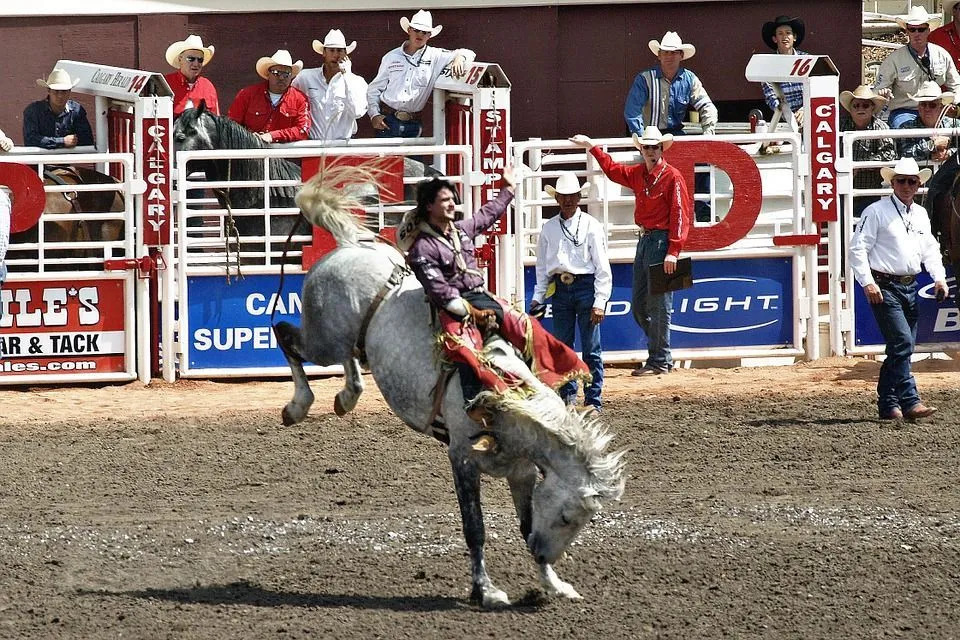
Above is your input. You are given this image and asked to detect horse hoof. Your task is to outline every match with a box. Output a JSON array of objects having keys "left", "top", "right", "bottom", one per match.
[
  {"left": 281, "top": 406, "right": 300, "bottom": 426},
  {"left": 480, "top": 589, "right": 511, "bottom": 609},
  {"left": 333, "top": 395, "right": 347, "bottom": 417}
]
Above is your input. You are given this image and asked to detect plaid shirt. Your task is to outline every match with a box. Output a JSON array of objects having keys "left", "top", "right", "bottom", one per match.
[
  {"left": 894, "top": 114, "right": 960, "bottom": 161},
  {"left": 840, "top": 113, "right": 897, "bottom": 189},
  {"left": 761, "top": 49, "right": 807, "bottom": 115}
]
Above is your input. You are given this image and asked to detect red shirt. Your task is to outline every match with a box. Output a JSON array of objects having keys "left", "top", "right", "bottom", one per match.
[
  {"left": 929, "top": 24, "right": 960, "bottom": 71},
  {"left": 590, "top": 146, "right": 691, "bottom": 258},
  {"left": 227, "top": 82, "right": 310, "bottom": 143},
  {"left": 164, "top": 72, "right": 220, "bottom": 117}
]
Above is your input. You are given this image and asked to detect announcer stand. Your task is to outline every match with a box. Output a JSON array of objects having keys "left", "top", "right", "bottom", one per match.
[{"left": 746, "top": 53, "right": 840, "bottom": 359}]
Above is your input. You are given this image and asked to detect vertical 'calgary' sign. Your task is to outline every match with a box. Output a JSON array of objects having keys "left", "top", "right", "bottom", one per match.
[
  {"left": 142, "top": 118, "right": 171, "bottom": 245},
  {"left": 809, "top": 95, "right": 839, "bottom": 223}
]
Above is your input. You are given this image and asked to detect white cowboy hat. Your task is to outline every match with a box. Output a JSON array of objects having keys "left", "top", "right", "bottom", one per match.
[
  {"left": 839, "top": 85, "right": 888, "bottom": 113},
  {"left": 401, "top": 9, "right": 442, "bottom": 37},
  {"left": 312, "top": 29, "right": 357, "bottom": 55},
  {"left": 632, "top": 126, "right": 674, "bottom": 152},
  {"left": 895, "top": 6, "right": 941, "bottom": 30},
  {"left": 880, "top": 157, "right": 932, "bottom": 186},
  {"left": 907, "top": 79, "right": 954, "bottom": 104},
  {"left": 256, "top": 50, "right": 304, "bottom": 80},
  {"left": 36, "top": 68, "right": 79, "bottom": 91},
  {"left": 544, "top": 171, "right": 590, "bottom": 199},
  {"left": 648, "top": 31, "right": 696, "bottom": 60},
  {"left": 165, "top": 34, "right": 215, "bottom": 68}
]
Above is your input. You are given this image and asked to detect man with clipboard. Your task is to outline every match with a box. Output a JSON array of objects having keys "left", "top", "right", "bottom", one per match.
[{"left": 571, "top": 126, "right": 692, "bottom": 376}]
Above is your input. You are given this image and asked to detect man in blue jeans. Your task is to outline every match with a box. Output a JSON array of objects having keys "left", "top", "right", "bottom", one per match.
[
  {"left": 366, "top": 9, "right": 474, "bottom": 139},
  {"left": 530, "top": 171, "right": 612, "bottom": 410},
  {"left": 849, "top": 157, "right": 948, "bottom": 421}
]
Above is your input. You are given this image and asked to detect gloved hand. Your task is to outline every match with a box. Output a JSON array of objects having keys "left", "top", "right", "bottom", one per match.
[
  {"left": 0, "top": 136, "right": 14, "bottom": 152},
  {"left": 468, "top": 306, "right": 499, "bottom": 333}
]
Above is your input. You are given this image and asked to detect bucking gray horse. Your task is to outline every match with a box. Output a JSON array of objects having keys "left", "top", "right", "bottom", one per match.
[{"left": 274, "top": 166, "right": 626, "bottom": 607}]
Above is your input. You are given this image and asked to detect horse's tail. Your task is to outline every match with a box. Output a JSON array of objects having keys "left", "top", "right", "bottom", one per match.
[{"left": 295, "top": 161, "right": 395, "bottom": 247}]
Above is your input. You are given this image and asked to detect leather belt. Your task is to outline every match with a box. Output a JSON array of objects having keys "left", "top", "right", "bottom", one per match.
[
  {"left": 379, "top": 101, "right": 422, "bottom": 122},
  {"left": 637, "top": 225, "right": 667, "bottom": 237},
  {"left": 555, "top": 272, "right": 594, "bottom": 285},
  {"left": 871, "top": 270, "right": 915, "bottom": 286}
]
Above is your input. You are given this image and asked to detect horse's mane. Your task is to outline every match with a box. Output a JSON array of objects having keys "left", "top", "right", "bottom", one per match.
[
  {"left": 479, "top": 389, "right": 627, "bottom": 501},
  {"left": 207, "top": 113, "right": 301, "bottom": 200}
]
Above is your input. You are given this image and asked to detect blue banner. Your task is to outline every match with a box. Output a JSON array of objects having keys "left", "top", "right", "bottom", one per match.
[
  {"left": 186, "top": 274, "right": 304, "bottom": 370},
  {"left": 524, "top": 257, "right": 795, "bottom": 352},
  {"left": 853, "top": 269, "right": 960, "bottom": 346}
]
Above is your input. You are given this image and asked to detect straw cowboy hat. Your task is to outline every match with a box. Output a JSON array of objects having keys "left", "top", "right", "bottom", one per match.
[
  {"left": 648, "top": 31, "right": 696, "bottom": 60},
  {"left": 632, "top": 126, "right": 674, "bottom": 152},
  {"left": 312, "top": 29, "right": 357, "bottom": 55},
  {"left": 401, "top": 9, "right": 442, "bottom": 37},
  {"left": 36, "top": 68, "right": 79, "bottom": 90},
  {"left": 544, "top": 172, "right": 590, "bottom": 200},
  {"left": 907, "top": 79, "right": 954, "bottom": 104},
  {"left": 256, "top": 50, "right": 303, "bottom": 79},
  {"left": 761, "top": 15, "right": 805, "bottom": 50},
  {"left": 839, "top": 85, "right": 888, "bottom": 112},
  {"left": 165, "top": 34, "right": 215, "bottom": 68},
  {"left": 896, "top": 6, "right": 941, "bottom": 31},
  {"left": 880, "top": 157, "right": 932, "bottom": 186}
]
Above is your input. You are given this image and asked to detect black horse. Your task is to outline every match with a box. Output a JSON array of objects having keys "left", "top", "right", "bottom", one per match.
[
  {"left": 923, "top": 156, "right": 960, "bottom": 308},
  {"left": 172, "top": 101, "right": 447, "bottom": 243}
]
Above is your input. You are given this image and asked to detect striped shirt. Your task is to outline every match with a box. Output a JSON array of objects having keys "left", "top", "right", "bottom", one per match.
[
  {"left": 839, "top": 113, "right": 897, "bottom": 189},
  {"left": 624, "top": 66, "right": 717, "bottom": 135}
]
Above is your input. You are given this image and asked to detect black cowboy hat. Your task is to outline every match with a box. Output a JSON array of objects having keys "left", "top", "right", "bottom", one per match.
[{"left": 762, "top": 16, "right": 805, "bottom": 50}]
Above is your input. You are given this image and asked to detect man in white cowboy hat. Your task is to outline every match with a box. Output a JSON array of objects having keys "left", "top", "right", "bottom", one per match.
[
  {"left": 570, "top": 127, "right": 692, "bottom": 377},
  {"left": 293, "top": 29, "right": 369, "bottom": 141},
  {"left": 759, "top": 15, "right": 809, "bottom": 125},
  {"left": 839, "top": 85, "right": 897, "bottom": 217},
  {"left": 23, "top": 68, "right": 93, "bottom": 149},
  {"left": 228, "top": 50, "right": 310, "bottom": 143},
  {"left": 849, "top": 157, "right": 948, "bottom": 422},
  {"left": 624, "top": 30, "right": 717, "bottom": 137},
  {"left": 894, "top": 80, "right": 959, "bottom": 162},
  {"left": 874, "top": 5, "right": 960, "bottom": 128},
  {"left": 929, "top": 0, "right": 960, "bottom": 70},
  {"left": 366, "top": 9, "right": 475, "bottom": 138},
  {"left": 163, "top": 34, "right": 219, "bottom": 118},
  {"left": 529, "top": 172, "right": 612, "bottom": 410}
]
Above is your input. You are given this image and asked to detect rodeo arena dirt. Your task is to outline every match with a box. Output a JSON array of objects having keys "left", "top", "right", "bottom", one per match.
[{"left": 4, "top": 6, "right": 960, "bottom": 640}]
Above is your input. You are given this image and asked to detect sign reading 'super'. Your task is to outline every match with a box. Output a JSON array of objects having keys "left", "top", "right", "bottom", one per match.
[{"left": 0, "top": 280, "right": 128, "bottom": 376}]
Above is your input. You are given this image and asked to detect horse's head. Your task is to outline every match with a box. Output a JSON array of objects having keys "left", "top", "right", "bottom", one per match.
[
  {"left": 527, "top": 470, "right": 606, "bottom": 565},
  {"left": 173, "top": 100, "right": 218, "bottom": 152}
]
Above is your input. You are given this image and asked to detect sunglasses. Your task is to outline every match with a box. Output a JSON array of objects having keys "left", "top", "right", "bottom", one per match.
[
  {"left": 641, "top": 144, "right": 662, "bottom": 151},
  {"left": 183, "top": 55, "right": 204, "bottom": 64},
  {"left": 269, "top": 69, "right": 292, "bottom": 79},
  {"left": 906, "top": 25, "right": 929, "bottom": 32},
  {"left": 893, "top": 177, "right": 920, "bottom": 186},
  {"left": 850, "top": 100, "right": 875, "bottom": 109},
  {"left": 919, "top": 100, "right": 943, "bottom": 109}
]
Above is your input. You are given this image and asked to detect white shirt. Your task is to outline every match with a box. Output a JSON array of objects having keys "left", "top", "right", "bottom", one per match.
[
  {"left": 532, "top": 208, "right": 613, "bottom": 309},
  {"left": 0, "top": 189, "right": 10, "bottom": 284},
  {"left": 293, "top": 67, "right": 369, "bottom": 141},
  {"left": 366, "top": 43, "right": 476, "bottom": 116},
  {"left": 849, "top": 194, "right": 946, "bottom": 287},
  {"left": 874, "top": 43, "right": 960, "bottom": 112}
]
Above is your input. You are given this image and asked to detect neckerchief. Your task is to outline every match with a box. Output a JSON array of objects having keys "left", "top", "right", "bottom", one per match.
[{"left": 417, "top": 221, "right": 485, "bottom": 279}]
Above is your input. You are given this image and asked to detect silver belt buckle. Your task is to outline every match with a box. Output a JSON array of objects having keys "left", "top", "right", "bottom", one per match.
[
  {"left": 898, "top": 275, "right": 914, "bottom": 285},
  {"left": 559, "top": 272, "right": 576, "bottom": 285},
  {"left": 395, "top": 110, "right": 413, "bottom": 122},
  {"left": 637, "top": 224, "right": 647, "bottom": 237}
]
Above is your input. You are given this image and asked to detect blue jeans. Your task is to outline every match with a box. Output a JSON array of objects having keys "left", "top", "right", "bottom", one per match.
[
  {"left": 887, "top": 108, "right": 919, "bottom": 129},
  {"left": 375, "top": 113, "right": 422, "bottom": 139},
  {"left": 551, "top": 274, "right": 604, "bottom": 408},
  {"left": 632, "top": 230, "right": 672, "bottom": 370},
  {"left": 869, "top": 280, "right": 921, "bottom": 416}
]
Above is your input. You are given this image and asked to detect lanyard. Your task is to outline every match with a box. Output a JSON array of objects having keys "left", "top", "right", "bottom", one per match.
[
  {"left": 906, "top": 45, "right": 935, "bottom": 82},
  {"left": 889, "top": 195, "right": 915, "bottom": 234}
]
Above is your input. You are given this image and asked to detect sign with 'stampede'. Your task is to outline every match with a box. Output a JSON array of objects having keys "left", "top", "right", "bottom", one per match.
[{"left": 0, "top": 279, "right": 128, "bottom": 376}]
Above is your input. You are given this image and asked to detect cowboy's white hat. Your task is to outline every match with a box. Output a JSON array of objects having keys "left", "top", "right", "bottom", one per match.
[
  {"left": 648, "top": 31, "right": 696, "bottom": 60},
  {"left": 896, "top": 6, "right": 941, "bottom": 30},
  {"left": 256, "top": 50, "right": 304, "bottom": 80},
  {"left": 544, "top": 171, "right": 590, "bottom": 199},
  {"left": 839, "top": 84, "right": 888, "bottom": 113},
  {"left": 36, "top": 68, "right": 79, "bottom": 91},
  {"left": 312, "top": 29, "right": 357, "bottom": 56},
  {"left": 401, "top": 9, "right": 442, "bottom": 37},
  {"left": 165, "top": 34, "right": 215, "bottom": 68},
  {"left": 880, "top": 157, "right": 932, "bottom": 185},
  {"left": 632, "top": 126, "right": 674, "bottom": 152},
  {"left": 907, "top": 79, "right": 954, "bottom": 104}
]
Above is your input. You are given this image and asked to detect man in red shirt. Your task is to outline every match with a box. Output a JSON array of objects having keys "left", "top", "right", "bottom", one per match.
[
  {"left": 164, "top": 34, "right": 220, "bottom": 118},
  {"left": 929, "top": 1, "right": 960, "bottom": 70},
  {"left": 228, "top": 50, "right": 310, "bottom": 143},
  {"left": 571, "top": 127, "right": 692, "bottom": 376}
]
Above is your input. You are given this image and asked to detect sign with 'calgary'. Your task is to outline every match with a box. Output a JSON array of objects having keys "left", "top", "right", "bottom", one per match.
[{"left": 0, "top": 279, "right": 128, "bottom": 377}]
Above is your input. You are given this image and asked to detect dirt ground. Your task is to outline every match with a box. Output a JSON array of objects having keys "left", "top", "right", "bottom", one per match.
[{"left": 1, "top": 358, "right": 959, "bottom": 639}]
